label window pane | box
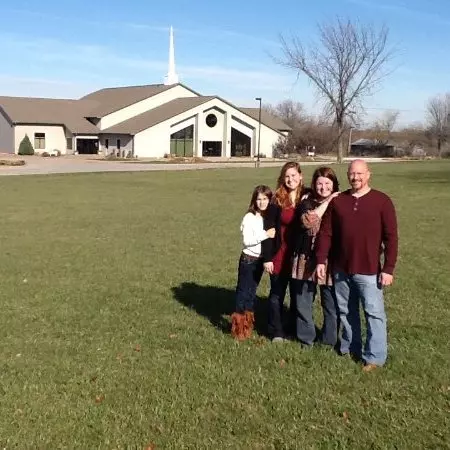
[170,124,194,140]
[34,133,45,149]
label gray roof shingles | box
[0,96,99,134]
[81,84,174,117]
[0,83,177,134]
[239,108,292,132]
[101,97,214,135]
[102,97,291,136]
[0,84,291,137]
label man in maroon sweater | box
[316,160,398,372]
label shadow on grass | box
[171,282,270,337]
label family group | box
[231,160,398,372]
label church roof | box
[80,84,175,117]
[0,96,98,134]
[240,108,292,132]
[101,96,291,136]
[102,96,215,135]
[0,87,291,137]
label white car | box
[48,149,60,157]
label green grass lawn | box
[0,162,449,449]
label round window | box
[205,113,218,128]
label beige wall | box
[133,97,284,158]
[99,85,197,130]
[205,99,282,158]
[14,125,68,154]
[199,107,225,142]
[133,122,169,157]
[258,125,284,158]
[170,116,196,135]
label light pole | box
[346,110,358,157]
[347,123,359,156]
[255,97,262,168]
[347,126,354,156]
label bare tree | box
[267,100,337,155]
[397,124,431,155]
[426,93,450,156]
[277,18,395,162]
[264,99,305,128]
[371,110,400,145]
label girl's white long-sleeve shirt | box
[240,212,269,257]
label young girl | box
[231,185,275,340]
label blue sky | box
[1,0,450,126]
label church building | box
[0,28,290,158]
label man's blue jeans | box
[334,272,387,366]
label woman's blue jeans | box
[295,280,339,346]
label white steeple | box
[164,26,179,85]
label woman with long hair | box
[292,166,340,347]
[261,161,307,342]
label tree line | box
[270,17,449,159]
[265,99,448,158]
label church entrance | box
[76,138,98,154]
[202,141,222,157]
[231,128,251,157]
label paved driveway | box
[0,155,392,177]
[0,156,328,176]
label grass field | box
[0,161,449,449]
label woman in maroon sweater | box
[261,161,308,341]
